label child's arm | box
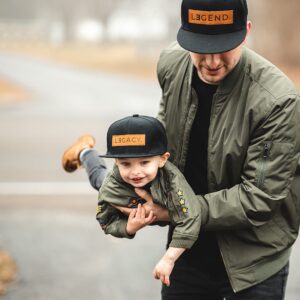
[126,203,156,235]
[153,247,185,287]
[112,188,170,222]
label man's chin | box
[202,74,223,85]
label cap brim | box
[177,27,247,54]
[99,152,165,158]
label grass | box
[0,250,17,295]
[0,40,299,104]
[0,78,28,104]
[0,40,158,80]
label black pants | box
[161,262,289,300]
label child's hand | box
[153,256,174,287]
[153,247,186,287]
[126,204,156,235]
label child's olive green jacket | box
[96,161,201,249]
[157,42,300,292]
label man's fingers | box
[111,204,132,216]
[135,188,153,203]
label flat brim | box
[99,152,165,158]
[177,27,247,54]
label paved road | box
[0,53,299,299]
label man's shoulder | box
[243,47,298,98]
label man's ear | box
[159,152,170,168]
[244,20,252,42]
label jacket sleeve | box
[96,172,134,239]
[199,95,300,230]
[96,201,134,239]
[165,165,201,249]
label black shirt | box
[181,68,224,270]
[184,69,217,194]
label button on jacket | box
[157,42,300,292]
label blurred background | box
[0,1,299,299]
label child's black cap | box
[100,114,168,158]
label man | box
[117,0,300,299]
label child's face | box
[115,152,170,188]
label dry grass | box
[0,78,29,104]
[0,40,158,81]
[0,250,17,295]
[0,41,299,105]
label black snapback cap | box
[177,0,248,54]
[100,114,167,158]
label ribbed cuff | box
[169,235,196,249]
[117,219,135,239]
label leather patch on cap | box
[112,134,146,147]
[188,9,234,25]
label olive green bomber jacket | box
[96,161,201,249]
[157,42,300,292]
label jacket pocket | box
[256,141,272,190]
[255,141,294,196]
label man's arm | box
[198,95,300,230]
[113,188,170,222]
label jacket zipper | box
[207,93,237,291]
[257,141,272,189]
[178,88,198,171]
[207,92,217,193]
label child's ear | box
[159,152,170,168]
[114,158,119,165]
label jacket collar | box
[218,47,247,94]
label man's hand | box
[126,204,156,235]
[112,188,170,222]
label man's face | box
[190,21,251,85]
[115,153,169,188]
[190,45,243,85]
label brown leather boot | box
[62,135,95,172]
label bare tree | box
[249,0,300,66]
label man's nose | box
[205,54,221,68]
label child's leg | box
[80,149,107,191]
[62,135,107,191]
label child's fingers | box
[135,204,142,218]
[160,274,166,285]
[164,275,170,287]
[145,210,153,222]
[153,269,160,280]
[145,210,156,224]
[128,208,137,220]
[140,205,146,219]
